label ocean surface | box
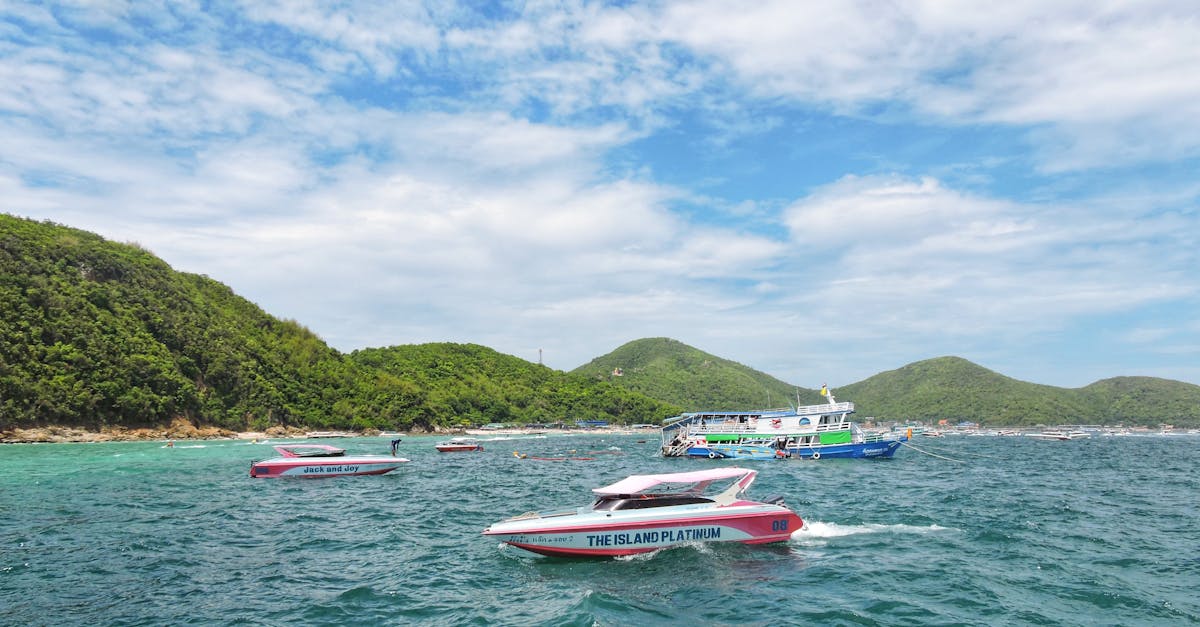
[2,432,1198,626]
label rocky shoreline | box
[2,419,318,444]
[0,419,476,444]
[1,419,650,444]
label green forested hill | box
[0,215,678,432]
[839,357,1200,426]
[575,342,1200,427]
[1077,377,1200,426]
[571,337,823,410]
[350,343,679,427]
[838,356,1093,424]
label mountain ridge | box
[4,213,1197,432]
[577,341,1200,427]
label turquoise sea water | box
[2,433,1198,626]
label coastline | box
[1,426,255,444]
[0,421,657,444]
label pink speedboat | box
[249,444,409,478]
[482,467,803,557]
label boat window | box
[289,448,345,457]
[593,495,714,511]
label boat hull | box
[249,456,408,478]
[436,445,483,452]
[483,505,802,557]
[688,438,905,460]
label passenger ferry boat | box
[660,387,906,460]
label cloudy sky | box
[3,1,1198,388]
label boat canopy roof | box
[593,467,755,495]
[273,444,346,458]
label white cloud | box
[779,175,1196,348]
[3,0,1199,389]
[238,0,442,77]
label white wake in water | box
[792,520,955,543]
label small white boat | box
[436,437,484,452]
[482,467,803,557]
[1027,429,1090,441]
[249,444,409,478]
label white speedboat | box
[436,437,484,452]
[482,467,803,557]
[1027,429,1090,441]
[249,444,409,478]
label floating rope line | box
[908,437,1007,460]
[899,439,966,463]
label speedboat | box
[1027,429,1090,441]
[436,437,483,452]
[482,467,803,557]
[249,444,409,478]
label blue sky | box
[3,1,1198,388]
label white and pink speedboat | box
[435,437,484,452]
[482,467,803,557]
[249,444,409,478]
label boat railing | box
[798,401,855,415]
[661,402,855,429]
[688,422,760,434]
[673,417,855,439]
[663,439,692,457]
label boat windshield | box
[276,446,346,458]
[591,494,714,511]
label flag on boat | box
[819,384,828,396]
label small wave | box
[613,549,662,562]
[794,520,955,540]
[610,540,713,561]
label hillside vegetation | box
[0,215,679,433]
[578,341,1200,427]
[572,337,823,410]
[4,214,1196,433]
[840,357,1200,426]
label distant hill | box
[840,358,1200,426]
[571,337,823,410]
[838,356,1093,425]
[350,343,679,427]
[0,214,679,433]
[1077,377,1200,426]
[575,343,1200,427]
